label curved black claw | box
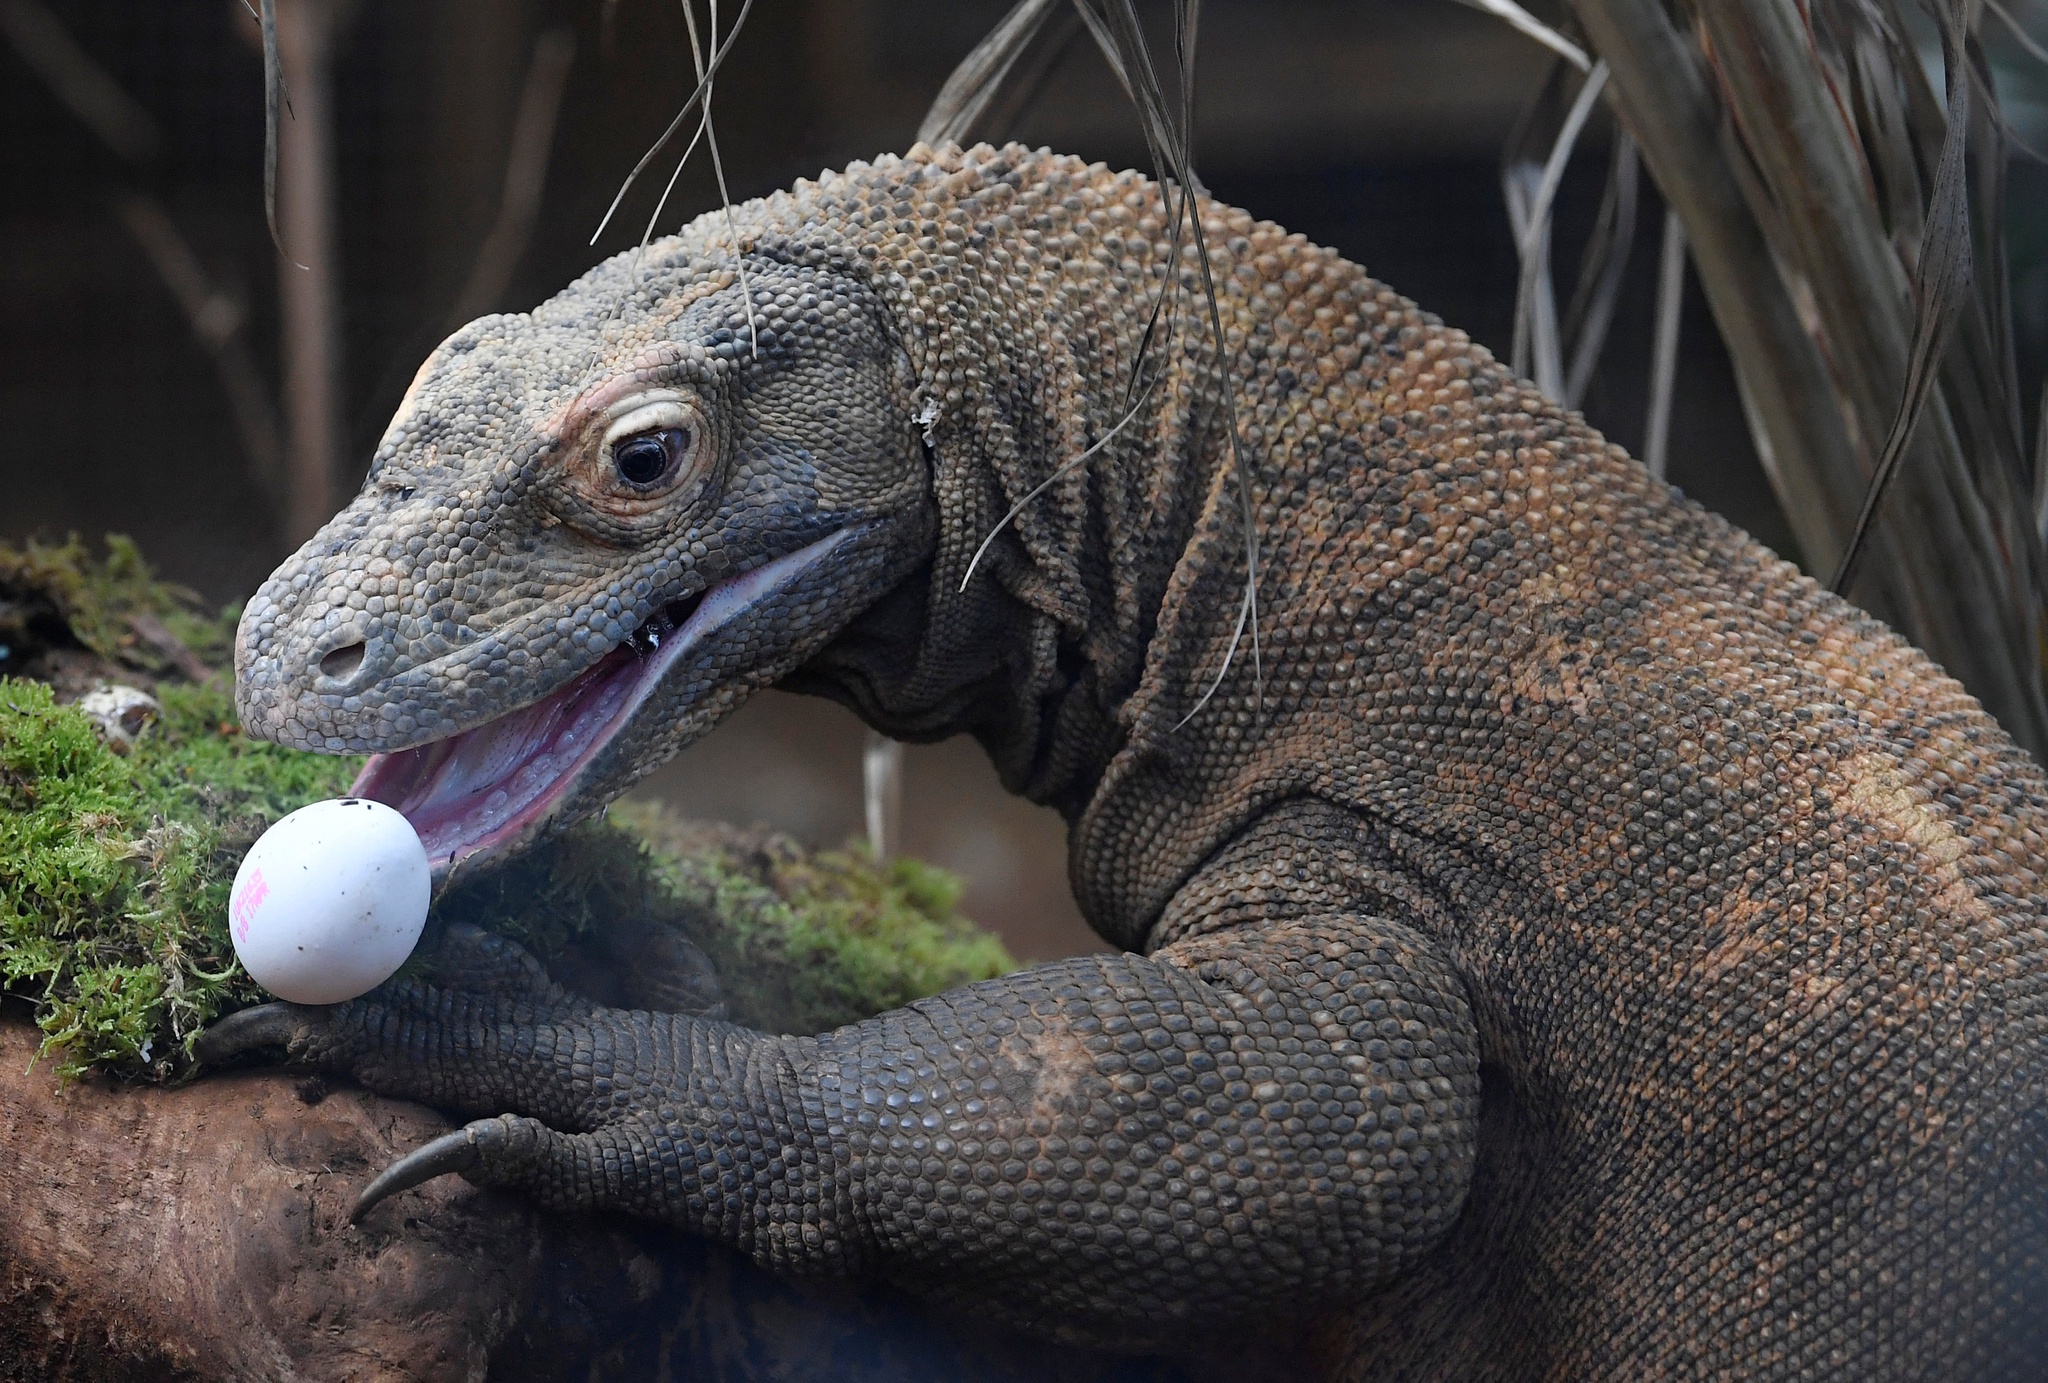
[351,1120,495,1223]
[194,1002,304,1064]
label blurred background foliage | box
[5,0,2047,961]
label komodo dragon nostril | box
[320,641,368,680]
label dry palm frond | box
[680,0,759,356]
[579,0,762,382]
[918,0,1068,148]
[591,0,757,246]
[1503,59,1612,400]
[1643,209,1687,480]
[257,0,287,259]
[1988,0,2048,66]
[2036,382,2048,541]
[1642,0,2047,753]
[1447,0,1593,71]
[1562,132,1641,410]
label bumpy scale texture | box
[215,144,2048,1377]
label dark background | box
[5,0,2044,958]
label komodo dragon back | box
[213,143,2048,1378]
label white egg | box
[228,798,431,1005]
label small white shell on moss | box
[75,683,159,755]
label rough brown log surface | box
[0,1012,548,1382]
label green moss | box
[0,676,360,1078]
[430,808,1014,1034]
[0,537,1015,1080]
[614,804,1015,1033]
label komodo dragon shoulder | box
[203,143,2048,1379]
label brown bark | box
[0,1013,553,1381]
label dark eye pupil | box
[614,428,687,486]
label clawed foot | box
[197,924,713,1227]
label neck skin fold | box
[791,221,1235,821]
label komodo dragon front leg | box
[202,814,1480,1347]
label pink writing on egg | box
[232,867,270,943]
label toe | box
[351,1113,668,1227]
[194,1002,311,1064]
[352,1121,492,1221]
[427,924,593,1015]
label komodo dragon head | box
[235,197,940,885]
[236,145,1200,884]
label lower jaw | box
[346,524,867,880]
[348,626,673,878]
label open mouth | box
[349,526,858,878]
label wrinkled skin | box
[206,144,2048,1376]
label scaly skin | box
[206,144,2048,1375]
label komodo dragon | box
[200,143,2048,1377]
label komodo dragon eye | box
[614,429,689,487]
[599,397,703,493]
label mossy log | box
[0,1010,570,1381]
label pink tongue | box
[349,525,867,872]
[354,646,642,861]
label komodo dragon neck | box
[784,150,1563,848]
[777,155,1238,819]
